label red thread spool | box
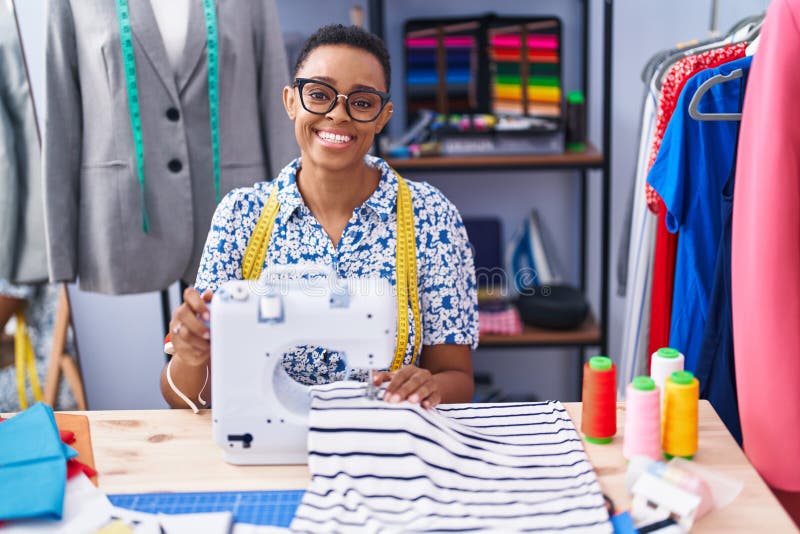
[581,356,617,444]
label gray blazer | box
[43,0,297,294]
[0,3,47,285]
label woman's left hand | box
[372,366,441,409]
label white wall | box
[14,0,770,408]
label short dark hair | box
[293,24,391,92]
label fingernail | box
[203,331,210,340]
[409,394,419,403]
[202,312,210,321]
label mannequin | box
[150,0,191,72]
[43,0,297,295]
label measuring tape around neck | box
[115,0,222,233]
[242,173,421,371]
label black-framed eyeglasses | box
[293,78,390,123]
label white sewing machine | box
[210,266,396,465]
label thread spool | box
[650,347,685,406]
[662,370,699,460]
[623,376,661,460]
[581,356,617,444]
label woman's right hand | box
[169,287,213,367]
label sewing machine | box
[210,266,396,465]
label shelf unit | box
[387,143,604,172]
[370,0,613,395]
[480,314,601,348]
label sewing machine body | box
[210,269,396,465]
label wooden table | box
[71,401,797,532]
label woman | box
[161,24,477,410]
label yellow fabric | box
[14,310,42,409]
[242,173,420,371]
[493,84,561,103]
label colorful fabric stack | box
[405,35,476,117]
[478,306,524,336]
[490,32,561,117]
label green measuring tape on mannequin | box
[115,0,221,233]
[242,174,422,372]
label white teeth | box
[317,131,352,144]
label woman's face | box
[284,44,393,174]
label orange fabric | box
[54,413,97,486]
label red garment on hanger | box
[645,44,747,365]
[647,199,679,364]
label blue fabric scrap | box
[0,402,75,521]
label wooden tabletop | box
[564,402,797,533]
[65,401,796,532]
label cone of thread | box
[662,370,699,459]
[581,356,616,444]
[623,376,661,460]
[650,347,684,409]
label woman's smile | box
[313,127,356,149]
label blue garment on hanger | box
[0,402,77,521]
[648,56,752,444]
[694,64,749,446]
[647,56,752,374]
[696,151,742,444]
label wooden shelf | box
[479,314,601,348]
[385,143,603,172]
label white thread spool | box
[650,347,685,407]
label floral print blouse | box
[195,155,478,385]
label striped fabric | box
[290,382,612,533]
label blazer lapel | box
[176,0,209,93]
[127,0,180,105]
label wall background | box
[13,0,769,408]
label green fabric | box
[494,75,560,87]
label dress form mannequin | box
[150,0,191,72]
[44,0,297,294]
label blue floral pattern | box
[195,155,478,385]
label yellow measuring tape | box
[15,310,42,409]
[242,174,421,371]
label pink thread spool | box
[623,376,661,460]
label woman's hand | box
[371,345,474,409]
[169,287,213,367]
[372,366,441,409]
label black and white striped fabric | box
[290,382,612,533]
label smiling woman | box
[161,24,478,413]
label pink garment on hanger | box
[732,0,800,491]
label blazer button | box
[168,159,183,173]
[166,107,180,121]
